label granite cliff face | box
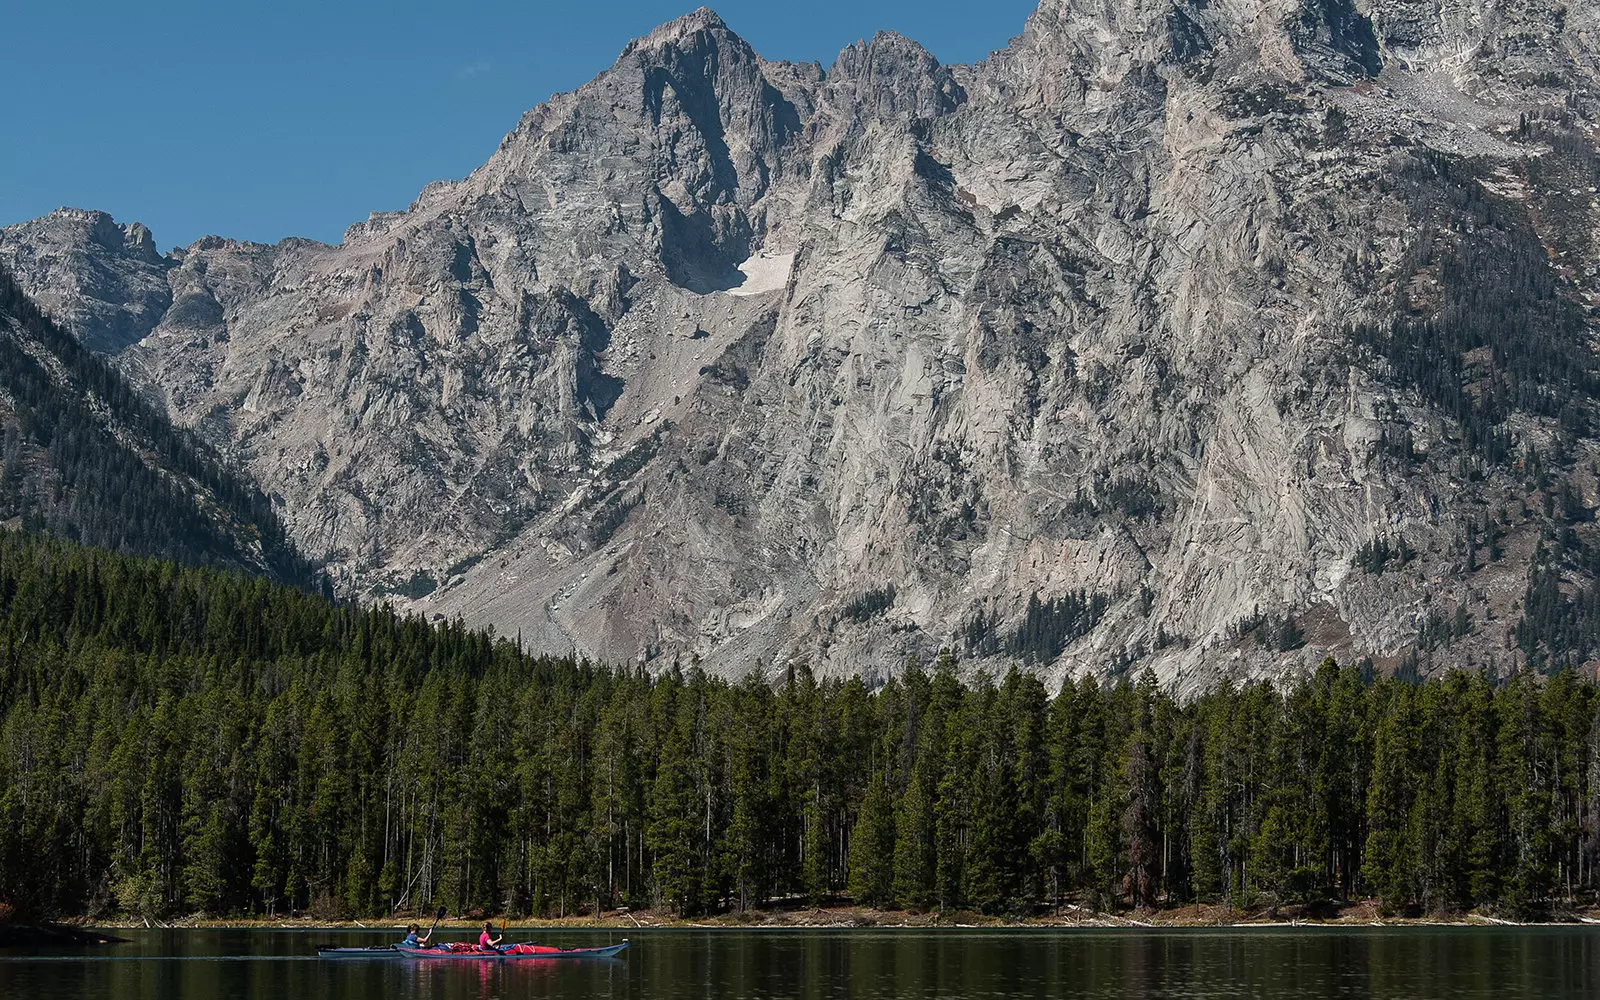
[5,1,1600,687]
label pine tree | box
[1121,675,1161,910]
[723,673,776,911]
[1364,683,1422,912]
[847,770,896,908]
[648,700,703,915]
[891,764,937,910]
[1498,672,1555,917]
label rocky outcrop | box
[5,1,1599,688]
[0,209,172,353]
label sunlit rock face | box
[6,2,1600,689]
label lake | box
[2,926,1598,998]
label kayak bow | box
[316,944,399,958]
[396,939,629,960]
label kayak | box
[316,944,399,958]
[396,940,629,960]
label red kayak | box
[396,940,628,960]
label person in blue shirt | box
[401,923,433,947]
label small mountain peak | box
[38,207,120,240]
[634,7,729,49]
[827,28,964,120]
[31,208,151,257]
[50,206,115,223]
[864,30,923,51]
[672,6,725,31]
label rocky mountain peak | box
[627,6,730,52]
[54,207,164,262]
[825,31,966,122]
[0,208,172,354]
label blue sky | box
[1,1,1038,250]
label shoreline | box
[68,901,1600,932]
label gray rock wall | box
[5,1,1599,688]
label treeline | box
[0,267,321,590]
[5,530,1600,923]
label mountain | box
[3,1,1598,687]
[0,266,321,587]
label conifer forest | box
[5,531,1600,923]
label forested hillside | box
[0,268,321,588]
[2,530,1599,922]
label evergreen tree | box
[847,769,896,908]
[1364,683,1422,912]
[891,763,937,910]
[648,682,703,915]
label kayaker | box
[478,921,502,951]
[402,923,432,947]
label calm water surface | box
[1,926,1597,999]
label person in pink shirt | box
[478,921,503,951]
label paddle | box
[425,904,446,944]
